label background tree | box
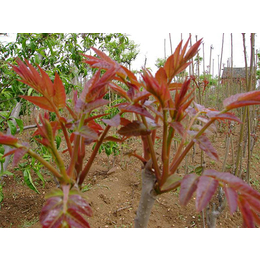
[0,33,139,113]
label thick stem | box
[134,160,157,228]
[141,116,161,181]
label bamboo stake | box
[169,33,173,55]
[234,34,248,177]
[217,34,225,110]
[230,33,234,96]
[246,33,256,182]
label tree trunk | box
[134,160,157,228]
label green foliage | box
[155,57,166,68]
[99,141,120,158]
[0,33,139,113]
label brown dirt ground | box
[1,117,260,228]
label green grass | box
[20,217,39,228]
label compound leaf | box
[118,121,151,136]
[196,176,218,212]
[180,174,199,206]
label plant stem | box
[78,125,111,186]
[169,111,201,173]
[26,148,63,181]
[67,114,86,178]
[170,117,218,175]
[141,116,161,181]
[161,110,169,184]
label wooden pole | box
[169,33,173,55]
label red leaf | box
[88,120,103,133]
[118,104,154,119]
[37,65,54,97]
[109,83,130,101]
[169,83,183,90]
[13,146,28,167]
[40,188,92,228]
[144,102,163,120]
[242,193,260,214]
[102,114,121,127]
[118,121,151,136]
[142,69,168,107]
[204,170,260,201]
[53,72,66,109]
[103,136,126,143]
[238,196,255,228]
[196,176,218,212]
[185,38,203,61]
[0,132,18,146]
[195,134,219,161]
[20,95,54,112]
[180,174,199,206]
[163,38,201,81]
[120,117,132,126]
[169,122,185,137]
[75,98,109,114]
[11,58,44,94]
[224,91,260,110]
[210,112,242,124]
[155,67,167,86]
[74,125,98,141]
[224,186,238,215]
[133,91,151,104]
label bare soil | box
[1,119,260,228]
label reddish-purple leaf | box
[194,102,207,113]
[204,170,260,201]
[102,114,121,127]
[224,91,260,110]
[144,102,163,120]
[118,104,154,120]
[75,98,109,113]
[40,188,92,228]
[180,174,199,206]
[68,194,93,217]
[13,147,28,167]
[133,90,151,104]
[224,186,238,215]
[169,122,185,137]
[20,95,54,112]
[196,176,219,212]
[109,83,130,101]
[242,193,260,214]
[120,117,132,126]
[74,125,98,142]
[118,120,151,136]
[0,132,18,146]
[238,196,255,228]
[195,134,219,161]
[210,112,242,124]
[103,136,126,143]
